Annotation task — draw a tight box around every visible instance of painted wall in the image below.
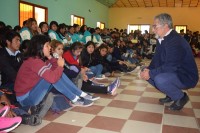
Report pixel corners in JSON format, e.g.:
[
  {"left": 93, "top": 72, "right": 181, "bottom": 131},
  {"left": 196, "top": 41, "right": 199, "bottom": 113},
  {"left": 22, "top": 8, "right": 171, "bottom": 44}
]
[
  {"left": 0, "top": 0, "right": 19, "bottom": 27},
  {"left": 0, "top": 0, "right": 108, "bottom": 28},
  {"left": 108, "top": 7, "right": 200, "bottom": 32}
]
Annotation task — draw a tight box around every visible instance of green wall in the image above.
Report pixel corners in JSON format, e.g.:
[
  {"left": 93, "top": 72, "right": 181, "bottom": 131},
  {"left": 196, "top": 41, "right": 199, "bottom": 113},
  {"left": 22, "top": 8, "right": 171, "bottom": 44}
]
[{"left": 0, "top": 0, "right": 108, "bottom": 28}]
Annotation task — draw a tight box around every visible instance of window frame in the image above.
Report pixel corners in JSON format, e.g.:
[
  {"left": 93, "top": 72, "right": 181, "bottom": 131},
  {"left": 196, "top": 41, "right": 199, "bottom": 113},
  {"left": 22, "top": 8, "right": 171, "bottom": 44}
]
[
  {"left": 71, "top": 14, "right": 85, "bottom": 26},
  {"left": 174, "top": 25, "right": 187, "bottom": 33},
  {"left": 19, "top": 0, "right": 48, "bottom": 26},
  {"left": 127, "top": 24, "right": 150, "bottom": 34},
  {"left": 97, "top": 22, "right": 105, "bottom": 29}
]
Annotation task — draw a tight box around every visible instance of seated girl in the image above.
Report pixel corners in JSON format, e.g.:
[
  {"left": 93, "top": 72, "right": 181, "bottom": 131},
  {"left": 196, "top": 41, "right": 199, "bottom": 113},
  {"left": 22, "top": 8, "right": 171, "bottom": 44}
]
[
  {"left": 81, "top": 41, "right": 104, "bottom": 79},
  {"left": 93, "top": 44, "right": 112, "bottom": 76},
  {"left": 54, "top": 41, "right": 120, "bottom": 95},
  {"left": 20, "top": 18, "right": 39, "bottom": 42},
  {"left": 14, "top": 35, "right": 99, "bottom": 118}
]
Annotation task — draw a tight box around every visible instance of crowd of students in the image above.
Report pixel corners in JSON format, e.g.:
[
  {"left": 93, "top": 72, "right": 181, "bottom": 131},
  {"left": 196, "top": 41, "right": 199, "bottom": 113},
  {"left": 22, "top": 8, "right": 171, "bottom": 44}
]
[{"left": 1, "top": 18, "right": 199, "bottom": 132}]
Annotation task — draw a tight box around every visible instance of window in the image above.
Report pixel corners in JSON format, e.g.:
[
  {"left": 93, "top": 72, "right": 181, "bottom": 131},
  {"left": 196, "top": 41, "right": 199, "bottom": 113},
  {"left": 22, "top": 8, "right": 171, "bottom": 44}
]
[
  {"left": 97, "top": 22, "right": 105, "bottom": 29},
  {"left": 71, "top": 15, "right": 84, "bottom": 26},
  {"left": 174, "top": 25, "right": 187, "bottom": 33},
  {"left": 19, "top": 1, "right": 47, "bottom": 27},
  {"left": 127, "top": 24, "right": 150, "bottom": 34}
]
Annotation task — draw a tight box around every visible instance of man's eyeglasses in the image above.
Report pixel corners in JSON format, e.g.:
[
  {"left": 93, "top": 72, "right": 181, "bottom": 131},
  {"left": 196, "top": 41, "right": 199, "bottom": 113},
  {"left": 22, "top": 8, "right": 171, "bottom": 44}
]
[{"left": 152, "top": 24, "right": 162, "bottom": 29}]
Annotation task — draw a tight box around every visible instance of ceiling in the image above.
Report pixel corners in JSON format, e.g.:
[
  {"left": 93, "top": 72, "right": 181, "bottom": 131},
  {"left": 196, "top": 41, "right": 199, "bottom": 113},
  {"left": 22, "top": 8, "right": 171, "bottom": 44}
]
[{"left": 96, "top": 0, "right": 200, "bottom": 7}]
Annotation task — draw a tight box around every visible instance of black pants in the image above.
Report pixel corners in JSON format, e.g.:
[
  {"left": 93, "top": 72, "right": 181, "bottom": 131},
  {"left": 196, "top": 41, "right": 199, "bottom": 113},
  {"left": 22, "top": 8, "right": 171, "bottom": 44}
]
[{"left": 81, "top": 80, "right": 108, "bottom": 94}]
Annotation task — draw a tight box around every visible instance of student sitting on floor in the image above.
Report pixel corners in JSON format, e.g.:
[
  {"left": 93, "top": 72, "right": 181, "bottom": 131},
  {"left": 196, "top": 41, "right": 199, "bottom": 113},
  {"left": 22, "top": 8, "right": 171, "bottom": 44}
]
[
  {"left": 55, "top": 41, "right": 120, "bottom": 95},
  {"left": 14, "top": 35, "right": 99, "bottom": 121}
]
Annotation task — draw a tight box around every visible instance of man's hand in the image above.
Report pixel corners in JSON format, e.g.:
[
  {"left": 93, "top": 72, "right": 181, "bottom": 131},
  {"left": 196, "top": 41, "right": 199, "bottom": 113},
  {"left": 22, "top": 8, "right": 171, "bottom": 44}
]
[{"left": 140, "top": 68, "right": 150, "bottom": 80}]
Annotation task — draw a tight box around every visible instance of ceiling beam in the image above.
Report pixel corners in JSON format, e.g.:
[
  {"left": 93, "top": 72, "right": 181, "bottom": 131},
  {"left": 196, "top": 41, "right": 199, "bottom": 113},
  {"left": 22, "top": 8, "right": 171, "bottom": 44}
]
[
  {"left": 189, "top": 0, "right": 192, "bottom": 7},
  {"left": 120, "top": 0, "right": 126, "bottom": 7},
  {"left": 150, "top": 0, "right": 153, "bottom": 7},
  {"left": 128, "top": 0, "right": 133, "bottom": 7},
  {"left": 174, "top": 0, "right": 175, "bottom": 7},
  {"left": 158, "top": 0, "right": 161, "bottom": 7},
  {"left": 143, "top": 0, "right": 146, "bottom": 7},
  {"left": 135, "top": 0, "right": 140, "bottom": 7},
  {"left": 181, "top": 0, "right": 183, "bottom": 7}
]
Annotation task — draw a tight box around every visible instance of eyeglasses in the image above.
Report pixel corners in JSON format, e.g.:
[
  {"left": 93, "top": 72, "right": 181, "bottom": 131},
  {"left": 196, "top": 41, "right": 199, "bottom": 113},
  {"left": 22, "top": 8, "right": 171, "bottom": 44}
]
[{"left": 152, "top": 24, "right": 162, "bottom": 29}]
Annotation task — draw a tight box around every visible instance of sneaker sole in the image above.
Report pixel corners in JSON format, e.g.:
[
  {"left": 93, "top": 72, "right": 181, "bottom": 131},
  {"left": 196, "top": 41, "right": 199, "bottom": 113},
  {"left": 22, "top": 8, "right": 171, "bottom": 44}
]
[
  {"left": 70, "top": 101, "right": 94, "bottom": 107},
  {"left": 90, "top": 96, "right": 100, "bottom": 101},
  {"left": 117, "top": 78, "right": 120, "bottom": 87},
  {"left": 4, "top": 118, "right": 22, "bottom": 132},
  {"left": 110, "top": 78, "right": 119, "bottom": 95},
  {"left": 95, "top": 77, "right": 106, "bottom": 80},
  {"left": 38, "top": 92, "right": 54, "bottom": 118},
  {"left": 0, "top": 106, "right": 10, "bottom": 117}
]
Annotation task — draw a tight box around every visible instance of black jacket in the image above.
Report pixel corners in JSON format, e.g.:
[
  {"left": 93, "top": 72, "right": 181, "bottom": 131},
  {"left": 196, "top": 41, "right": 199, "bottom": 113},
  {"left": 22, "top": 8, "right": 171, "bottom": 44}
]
[
  {"left": 81, "top": 49, "right": 97, "bottom": 67},
  {"left": 0, "top": 48, "right": 23, "bottom": 86},
  {"left": 149, "top": 30, "right": 198, "bottom": 88}
]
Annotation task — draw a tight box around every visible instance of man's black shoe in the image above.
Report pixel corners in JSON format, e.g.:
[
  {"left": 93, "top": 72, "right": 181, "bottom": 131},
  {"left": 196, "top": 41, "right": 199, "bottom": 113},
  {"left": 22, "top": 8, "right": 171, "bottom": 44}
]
[
  {"left": 159, "top": 96, "right": 173, "bottom": 104},
  {"left": 168, "top": 92, "right": 189, "bottom": 111}
]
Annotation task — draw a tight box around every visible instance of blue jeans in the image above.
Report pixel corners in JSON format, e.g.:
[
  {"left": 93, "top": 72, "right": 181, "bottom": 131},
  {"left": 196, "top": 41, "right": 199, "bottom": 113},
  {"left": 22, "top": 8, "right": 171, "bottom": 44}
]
[
  {"left": 89, "top": 64, "right": 103, "bottom": 76},
  {"left": 17, "top": 73, "right": 83, "bottom": 107},
  {"left": 148, "top": 73, "right": 186, "bottom": 101}
]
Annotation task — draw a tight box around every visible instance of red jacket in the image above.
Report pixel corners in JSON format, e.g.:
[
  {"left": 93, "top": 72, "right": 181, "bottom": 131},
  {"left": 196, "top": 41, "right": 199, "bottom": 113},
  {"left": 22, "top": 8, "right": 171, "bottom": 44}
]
[
  {"left": 63, "top": 50, "right": 80, "bottom": 67},
  {"left": 14, "top": 57, "right": 64, "bottom": 96}
]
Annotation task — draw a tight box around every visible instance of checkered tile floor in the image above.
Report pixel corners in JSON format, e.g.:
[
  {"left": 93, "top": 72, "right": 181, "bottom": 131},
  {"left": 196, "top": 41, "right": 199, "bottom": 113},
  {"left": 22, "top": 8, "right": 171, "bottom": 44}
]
[{"left": 12, "top": 59, "right": 200, "bottom": 133}]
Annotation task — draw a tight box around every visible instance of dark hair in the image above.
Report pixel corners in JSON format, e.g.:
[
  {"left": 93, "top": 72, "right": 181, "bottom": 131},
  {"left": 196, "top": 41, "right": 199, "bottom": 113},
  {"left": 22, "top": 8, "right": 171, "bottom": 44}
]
[
  {"left": 58, "top": 23, "right": 67, "bottom": 30},
  {"left": 14, "top": 25, "right": 21, "bottom": 32},
  {"left": 20, "top": 39, "right": 30, "bottom": 53},
  {"left": 5, "top": 30, "right": 21, "bottom": 46},
  {"left": 0, "top": 21, "right": 6, "bottom": 29},
  {"left": 68, "top": 26, "right": 73, "bottom": 31},
  {"left": 89, "top": 28, "right": 95, "bottom": 34},
  {"left": 80, "top": 25, "right": 87, "bottom": 34},
  {"left": 50, "top": 21, "right": 58, "bottom": 29},
  {"left": 58, "top": 23, "right": 67, "bottom": 34},
  {"left": 25, "top": 35, "right": 50, "bottom": 60},
  {"left": 98, "top": 44, "right": 108, "bottom": 51},
  {"left": 95, "top": 27, "right": 100, "bottom": 30},
  {"left": 73, "top": 24, "right": 79, "bottom": 28},
  {"left": 39, "top": 22, "right": 48, "bottom": 29},
  {"left": 85, "top": 41, "right": 95, "bottom": 48},
  {"left": 113, "top": 39, "right": 120, "bottom": 46},
  {"left": 6, "top": 25, "right": 12, "bottom": 30},
  {"left": 70, "top": 42, "right": 83, "bottom": 51},
  {"left": 108, "top": 43, "right": 114, "bottom": 48},
  {"left": 23, "top": 20, "right": 27, "bottom": 26}
]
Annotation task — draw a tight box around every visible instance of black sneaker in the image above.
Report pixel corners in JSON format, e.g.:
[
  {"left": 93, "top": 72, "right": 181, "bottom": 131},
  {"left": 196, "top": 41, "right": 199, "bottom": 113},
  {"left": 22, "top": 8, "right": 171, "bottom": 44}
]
[
  {"left": 30, "top": 92, "right": 54, "bottom": 118},
  {"left": 21, "top": 114, "right": 42, "bottom": 126},
  {"left": 71, "top": 97, "right": 93, "bottom": 107}
]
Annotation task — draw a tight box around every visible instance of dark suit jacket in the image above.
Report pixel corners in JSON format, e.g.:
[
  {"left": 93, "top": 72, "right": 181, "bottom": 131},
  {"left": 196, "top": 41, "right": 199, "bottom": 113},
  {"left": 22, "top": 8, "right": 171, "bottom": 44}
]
[{"left": 148, "top": 30, "right": 199, "bottom": 88}]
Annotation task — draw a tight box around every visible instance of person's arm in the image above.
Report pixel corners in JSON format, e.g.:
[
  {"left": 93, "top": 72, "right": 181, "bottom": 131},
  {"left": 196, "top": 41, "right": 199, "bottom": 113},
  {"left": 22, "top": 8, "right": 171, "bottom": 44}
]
[
  {"left": 149, "top": 40, "right": 185, "bottom": 79},
  {"left": 63, "top": 51, "right": 80, "bottom": 66},
  {"left": 32, "top": 58, "right": 64, "bottom": 83}
]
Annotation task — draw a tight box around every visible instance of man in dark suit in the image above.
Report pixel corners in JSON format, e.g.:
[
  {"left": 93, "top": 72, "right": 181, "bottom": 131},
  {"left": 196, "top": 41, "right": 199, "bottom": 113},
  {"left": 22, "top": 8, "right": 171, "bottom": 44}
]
[{"left": 140, "top": 13, "right": 199, "bottom": 110}]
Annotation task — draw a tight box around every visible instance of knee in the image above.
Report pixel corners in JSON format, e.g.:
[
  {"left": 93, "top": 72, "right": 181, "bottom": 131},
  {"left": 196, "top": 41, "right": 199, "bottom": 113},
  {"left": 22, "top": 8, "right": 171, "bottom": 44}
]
[
  {"left": 97, "top": 64, "right": 103, "bottom": 70},
  {"left": 154, "top": 73, "right": 171, "bottom": 87}
]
